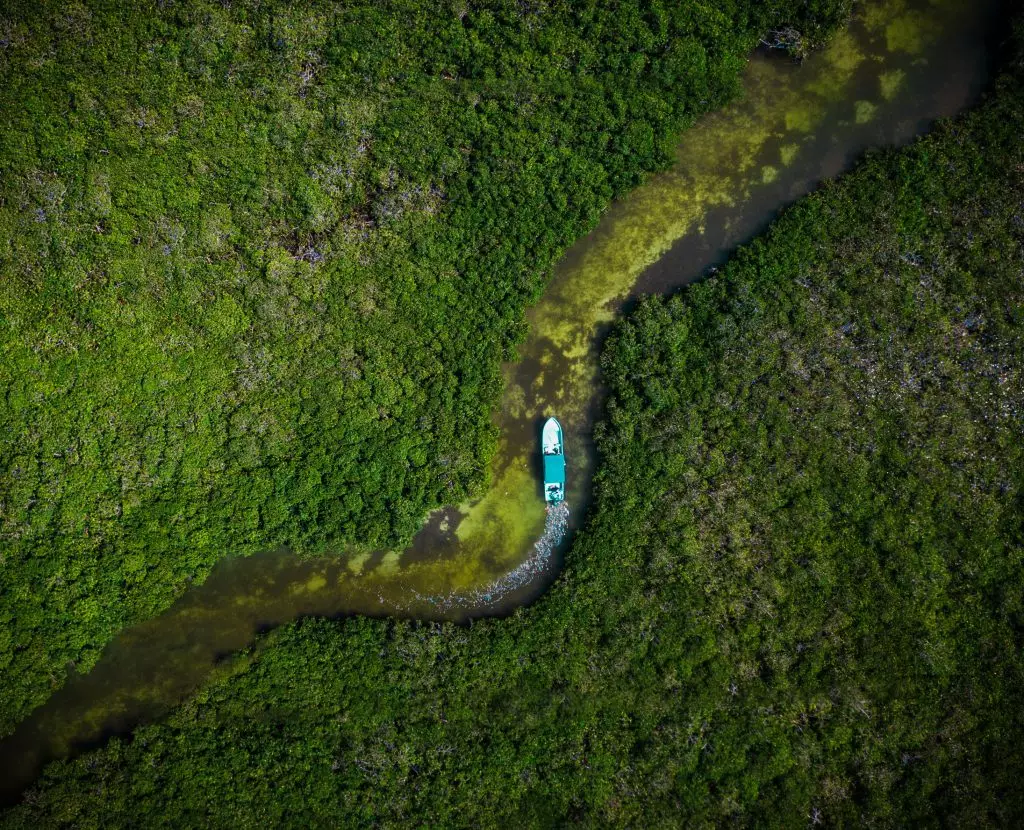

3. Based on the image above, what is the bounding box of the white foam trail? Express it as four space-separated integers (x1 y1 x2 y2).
399 501 570 612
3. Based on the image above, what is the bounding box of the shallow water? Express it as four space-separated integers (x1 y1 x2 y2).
0 0 1001 805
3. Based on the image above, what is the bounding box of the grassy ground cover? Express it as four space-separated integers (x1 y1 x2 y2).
0 0 850 733
4 11 1022 827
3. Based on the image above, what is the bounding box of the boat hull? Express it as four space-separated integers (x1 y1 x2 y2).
542 417 565 503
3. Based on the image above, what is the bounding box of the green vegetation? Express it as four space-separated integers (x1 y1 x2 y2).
6 15 1023 827
0 0 851 733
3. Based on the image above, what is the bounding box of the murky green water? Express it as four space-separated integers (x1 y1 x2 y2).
0 0 1000 805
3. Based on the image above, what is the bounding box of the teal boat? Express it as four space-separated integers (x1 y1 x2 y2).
542 417 565 503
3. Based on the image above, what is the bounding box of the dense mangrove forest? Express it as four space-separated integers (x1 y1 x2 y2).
2 0 1023 825
0 0 853 736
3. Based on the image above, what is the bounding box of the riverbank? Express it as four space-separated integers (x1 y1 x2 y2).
3 6 1022 826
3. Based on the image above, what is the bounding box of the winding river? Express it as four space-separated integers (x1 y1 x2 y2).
0 0 1000 805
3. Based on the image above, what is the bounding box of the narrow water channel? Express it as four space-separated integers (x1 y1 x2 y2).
0 0 1000 805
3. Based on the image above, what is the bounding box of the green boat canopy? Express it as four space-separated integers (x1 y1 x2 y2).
544 452 565 483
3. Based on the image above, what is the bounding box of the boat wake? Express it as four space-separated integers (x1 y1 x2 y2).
406 500 571 612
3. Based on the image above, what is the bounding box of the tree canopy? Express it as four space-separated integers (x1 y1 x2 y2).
0 0 850 734
4 13 1021 826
